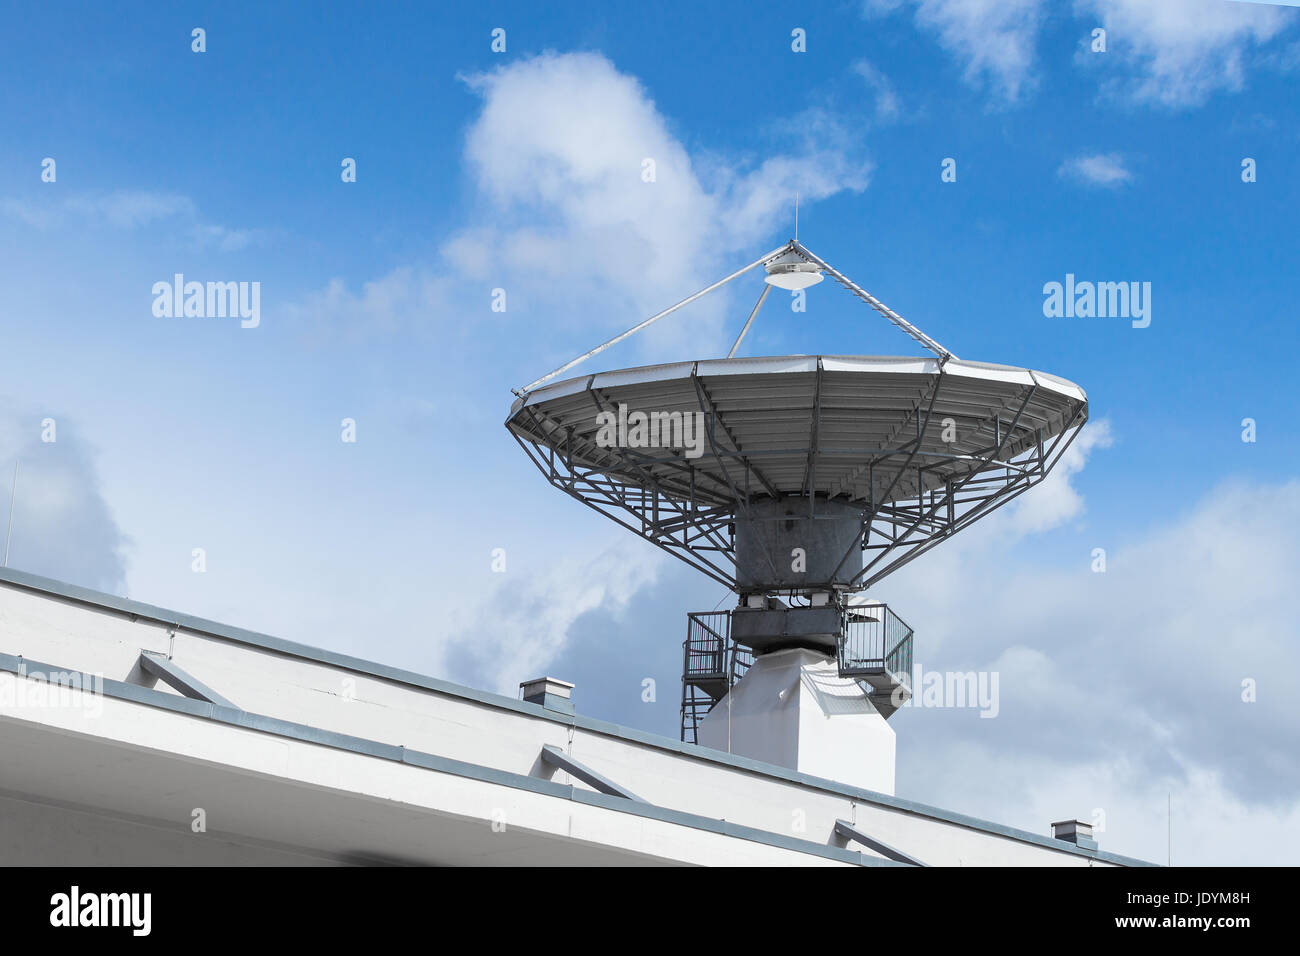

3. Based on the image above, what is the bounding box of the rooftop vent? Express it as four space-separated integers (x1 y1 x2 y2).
520 676 575 715
1050 819 1098 851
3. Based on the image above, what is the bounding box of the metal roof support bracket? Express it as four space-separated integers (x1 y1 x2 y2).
540 744 648 803
834 819 926 866
138 650 238 710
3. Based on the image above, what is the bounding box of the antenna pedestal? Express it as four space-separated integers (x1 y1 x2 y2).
731 495 864 653
734 496 863 595
732 604 842 654
697 648 896 795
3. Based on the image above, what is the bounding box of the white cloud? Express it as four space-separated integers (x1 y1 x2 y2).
852 60 902 120
456 53 869 351
1005 418 1113 533
0 406 129 591
63 191 196 228
868 0 1296 109
884 468 1300 862
1266 37 1300 72
904 736 1300 865
1058 153 1134 187
1 191 195 230
191 223 260 252
0 190 261 250
287 268 458 348
865 0 1048 103
296 53 869 364
443 539 663 696
1078 0 1294 107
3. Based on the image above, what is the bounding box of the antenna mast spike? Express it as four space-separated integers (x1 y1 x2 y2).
4 459 18 568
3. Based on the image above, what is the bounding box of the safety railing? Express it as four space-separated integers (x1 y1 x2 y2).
837 602 914 691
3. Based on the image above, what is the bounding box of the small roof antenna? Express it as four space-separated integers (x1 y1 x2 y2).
794 192 799 241
4 459 17 568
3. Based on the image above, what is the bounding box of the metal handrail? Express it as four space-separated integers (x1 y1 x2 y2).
838 603 914 688
682 610 738 743
684 611 730 679
683 604 912 740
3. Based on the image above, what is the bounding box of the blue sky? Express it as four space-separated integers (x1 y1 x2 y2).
1 0 1297 864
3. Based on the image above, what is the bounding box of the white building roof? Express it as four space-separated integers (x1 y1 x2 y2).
0 567 1151 867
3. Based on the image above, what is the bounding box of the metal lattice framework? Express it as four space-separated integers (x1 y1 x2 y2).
507 240 1088 594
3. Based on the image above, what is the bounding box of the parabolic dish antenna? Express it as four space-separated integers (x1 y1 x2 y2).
507 236 1087 744
506 239 1088 595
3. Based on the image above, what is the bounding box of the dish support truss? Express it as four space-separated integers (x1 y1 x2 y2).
517 239 956 396
510 374 1088 594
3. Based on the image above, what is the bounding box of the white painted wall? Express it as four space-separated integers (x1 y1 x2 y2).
0 683 849 866
697 649 895 794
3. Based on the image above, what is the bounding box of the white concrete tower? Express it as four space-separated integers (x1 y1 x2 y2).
697 647 896 794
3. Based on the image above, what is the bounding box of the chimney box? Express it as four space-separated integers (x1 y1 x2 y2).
520 676 575 715
1050 819 1098 850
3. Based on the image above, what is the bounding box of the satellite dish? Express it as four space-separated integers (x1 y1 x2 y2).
508 238 1086 598
507 236 1087 742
